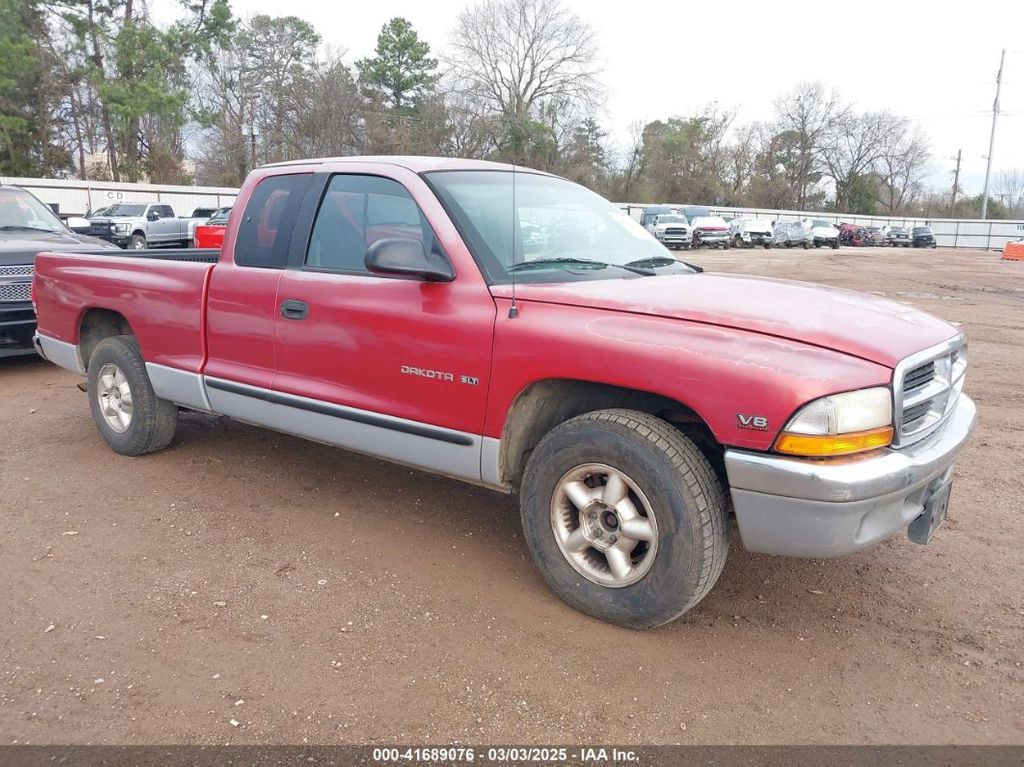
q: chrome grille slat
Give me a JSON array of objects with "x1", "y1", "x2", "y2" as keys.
[
  {"x1": 893, "y1": 337, "x2": 967, "y2": 447},
  {"x1": 0, "y1": 264, "x2": 34, "y2": 303}
]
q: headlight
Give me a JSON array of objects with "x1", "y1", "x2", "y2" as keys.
[
  {"x1": 115, "y1": 223, "x2": 131, "y2": 233},
  {"x1": 774, "y1": 387, "x2": 893, "y2": 457}
]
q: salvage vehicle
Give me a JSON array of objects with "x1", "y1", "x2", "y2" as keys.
[
  {"x1": 772, "y1": 219, "x2": 813, "y2": 248},
  {"x1": 85, "y1": 203, "x2": 214, "y2": 250},
  {"x1": 193, "y1": 207, "x2": 232, "y2": 249},
  {"x1": 689, "y1": 215, "x2": 730, "y2": 248},
  {"x1": 651, "y1": 214, "x2": 692, "y2": 250},
  {"x1": 865, "y1": 226, "x2": 888, "y2": 246},
  {"x1": 639, "y1": 205, "x2": 679, "y2": 233},
  {"x1": 0, "y1": 185, "x2": 116, "y2": 357},
  {"x1": 888, "y1": 226, "x2": 912, "y2": 247},
  {"x1": 809, "y1": 219, "x2": 840, "y2": 248},
  {"x1": 912, "y1": 226, "x2": 937, "y2": 248},
  {"x1": 838, "y1": 223, "x2": 869, "y2": 247},
  {"x1": 728, "y1": 218, "x2": 774, "y2": 249},
  {"x1": 33, "y1": 157, "x2": 976, "y2": 629}
]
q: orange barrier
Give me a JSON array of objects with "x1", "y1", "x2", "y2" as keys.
[{"x1": 1004, "y1": 241, "x2": 1024, "y2": 261}]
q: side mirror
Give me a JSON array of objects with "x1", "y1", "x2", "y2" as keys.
[
  {"x1": 66, "y1": 216, "x2": 91, "y2": 234},
  {"x1": 147, "y1": 210, "x2": 159, "y2": 221},
  {"x1": 364, "y1": 238, "x2": 454, "y2": 282}
]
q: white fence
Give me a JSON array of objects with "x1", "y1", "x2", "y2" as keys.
[
  {"x1": 0, "y1": 176, "x2": 239, "y2": 218},
  {"x1": 619, "y1": 203, "x2": 1024, "y2": 252}
]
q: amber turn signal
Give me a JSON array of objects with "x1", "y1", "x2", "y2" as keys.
[{"x1": 774, "y1": 426, "x2": 894, "y2": 457}]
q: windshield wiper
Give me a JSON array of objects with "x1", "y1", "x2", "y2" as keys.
[
  {"x1": 625, "y1": 256, "x2": 682, "y2": 269},
  {"x1": 0, "y1": 225, "x2": 59, "y2": 233},
  {"x1": 509, "y1": 257, "x2": 654, "y2": 276}
]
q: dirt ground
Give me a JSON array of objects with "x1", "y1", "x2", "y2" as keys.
[{"x1": 1, "y1": 246, "x2": 1022, "y2": 746}]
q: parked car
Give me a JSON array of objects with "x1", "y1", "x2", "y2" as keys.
[
  {"x1": 0, "y1": 184, "x2": 117, "y2": 357},
  {"x1": 85, "y1": 202, "x2": 213, "y2": 250},
  {"x1": 690, "y1": 215, "x2": 730, "y2": 248},
  {"x1": 838, "y1": 223, "x2": 869, "y2": 247},
  {"x1": 650, "y1": 214, "x2": 692, "y2": 250},
  {"x1": 193, "y1": 207, "x2": 232, "y2": 250},
  {"x1": 33, "y1": 156, "x2": 975, "y2": 629},
  {"x1": 809, "y1": 219, "x2": 840, "y2": 249},
  {"x1": 912, "y1": 226, "x2": 937, "y2": 248},
  {"x1": 639, "y1": 205, "x2": 680, "y2": 233},
  {"x1": 888, "y1": 226, "x2": 911, "y2": 247},
  {"x1": 87, "y1": 205, "x2": 112, "y2": 218},
  {"x1": 865, "y1": 226, "x2": 887, "y2": 246},
  {"x1": 728, "y1": 218, "x2": 774, "y2": 249},
  {"x1": 773, "y1": 220, "x2": 813, "y2": 248}
]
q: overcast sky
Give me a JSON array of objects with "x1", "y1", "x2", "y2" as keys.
[{"x1": 160, "y1": 0, "x2": 1024, "y2": 196}]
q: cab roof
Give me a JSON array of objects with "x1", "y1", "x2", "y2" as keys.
[{"x1": 260, "y1": 155, "x2": 553, "y2": 175}]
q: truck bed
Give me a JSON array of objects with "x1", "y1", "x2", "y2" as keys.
[{"x1": 33, "y1": 248, "x2": 219, "y2": 372}]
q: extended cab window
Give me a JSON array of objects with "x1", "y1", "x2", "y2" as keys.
[
  {"x1": 158, "y1": 205, "x2": 174, "y2": 218},
  {"x1": 306, "y1": 175, "x2": 440, "y2": 272},
  {"x1": 235, "y1": 174, "x2": 311, "y2": 268}
]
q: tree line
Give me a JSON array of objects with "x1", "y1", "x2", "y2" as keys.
[{"x1": 2, "y1": 0, "x2": 1022, "y2": 219}]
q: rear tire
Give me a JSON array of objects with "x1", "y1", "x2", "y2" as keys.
[
  {"x1": 520, "y1": 409, "x2": 728, "y2": 629},
  {"x1": 87, "y1": 336, "x2": 177, "y2": 456},
  {"x1": 802, "y1": 241, "x2": 811, "y2": 249}
]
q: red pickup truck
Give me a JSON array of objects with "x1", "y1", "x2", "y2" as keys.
[{"x1": 32, "y1": 157, "x2": 976, "y2": 628}]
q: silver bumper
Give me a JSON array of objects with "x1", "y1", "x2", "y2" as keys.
[
  {"x1": 724, "y1": 394, "x2": 977, "y2": 557},
  {"x1": 34, "y1": 332, "x2": 86, "y2": 374}
]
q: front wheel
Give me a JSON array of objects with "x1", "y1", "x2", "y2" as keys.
[
  {"x1": 802, "y1": 241, "x2": 811, "y2": 249},
  {"x1": 128, "y1": 234, "x2": 147, "y2": 250},
  {"x1": 520, "y1": 409, "x2": 728, "y2": 629},
  {"x1": 87, "y1": 336, "x2": 178, "y2": 456}
]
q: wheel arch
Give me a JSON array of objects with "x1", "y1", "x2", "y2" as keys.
[
  {"x1": 78, "y1": 308, "x2": 135, "y2": 371},
  {"x1": 497, "y1": 378, "x2": 725, "y2": 490}
]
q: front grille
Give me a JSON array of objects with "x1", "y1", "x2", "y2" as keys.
[
  {"x1": 87, "y1": 222, "x2": 114, "y2": 237},
  {"x1": 664, "y1": 228, "x2": 687, "y2": 235},
  {"x1": 894, "y1": 339, "x2": 967, "y2": 446},
  {"x1": 0, "y1": 264, "x2": 33, "y2": 303},
  {"x1": 0, "y1": 281, "x2": 32, "y2": 302}
]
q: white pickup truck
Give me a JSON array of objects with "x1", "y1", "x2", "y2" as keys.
[{"x1": 85, "y1": 203, "x2": 217, "y2": 250}]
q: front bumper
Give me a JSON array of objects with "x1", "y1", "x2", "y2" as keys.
[
  {"x1": 724, "y1": 394, "x2": 976, "y2": 557},
  {"x1": 0, "y1": 301, "x2": 36, "y2": 357}
]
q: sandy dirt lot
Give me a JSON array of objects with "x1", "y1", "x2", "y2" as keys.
[{"x1": 1, "y1": 246, "x2": 1022, "y2": 745}]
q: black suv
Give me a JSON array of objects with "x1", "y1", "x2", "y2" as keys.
[{"x1": 912, "y1": 226, "x2": 937, "y2": 248}]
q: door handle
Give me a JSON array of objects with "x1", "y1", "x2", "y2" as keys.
[{"x1": 280, "y1": 299, "x2": 309, "y2": 320}]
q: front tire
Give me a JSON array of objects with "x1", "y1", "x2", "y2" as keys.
[
  {"x1": 128, "y1": 234, "x2": 148, "y2": 250},
  {"x1": 520, "y1": 409, "x2": 728, "y2": 629},
  {"x1": 87, "y1": 336, "x2": 177, "y2": 456}
]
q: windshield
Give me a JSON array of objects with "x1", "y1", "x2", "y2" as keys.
[
  {"x1": 913, "y1": 227, "x2": 932, "y2": 234},
  {"x1": 657, "y1": 215, "x2": 687, "y2": 224},
  {"x1": 208, "y1": 207, "x2": 231, "y2": 224},
  {"x1": 891, "y1": 227, "x2": 907, "y2": 233},
  {"x1": 426, "y1": 171, "x2": 695, "y2": 284},
  {"x1": 812, "y1": 219, "x2": 834, "y2": 228},
  {"x1": 0, "y1": 188, "x2": 67, "y2": 232},
  {"x1": 105, "y1": 203, "x2": 146, "y2": 217}
]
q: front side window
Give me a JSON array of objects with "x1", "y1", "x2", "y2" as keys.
[
  {"x1": 235, "y1": 174, "x2": 311, "y2": 268},
  {"x1": 305, "y1": 175, "x2": 440, "y2": 272},
  {"x1": 427, "y1": 171, "x2": 695, "y2": 284}
]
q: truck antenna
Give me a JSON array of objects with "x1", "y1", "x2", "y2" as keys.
[{"x1": 508, "y1": 160, "x2": 519, "y2": 319}]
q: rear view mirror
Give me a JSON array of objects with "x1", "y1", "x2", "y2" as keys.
[
  {"x1": 365, "y1": 238, "x2": 454, "y2": 282},
  {"x1": 66, "y1": 216, "x2": 91, "y2": 234}
]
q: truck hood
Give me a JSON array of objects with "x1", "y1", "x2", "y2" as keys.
[
  {"x1": 0, "y1": 230, "x2": 117, "y2": 266},
  {"x1": 491, "y1": 273, "x2": 959, "y2": 367},
  {"x1": 739, "y1": 224, "x2": 773, "y2": 235}
]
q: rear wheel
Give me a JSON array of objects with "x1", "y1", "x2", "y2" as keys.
[
  {"x1": 520, "y1": 409, "x2": 728, "y2": 628},
  {"x1": 802, "y1": 241, "x2": 811, "y2": 249},
  {"x1": 87, "y1": 336, "x2": 177, "y2": 456}
]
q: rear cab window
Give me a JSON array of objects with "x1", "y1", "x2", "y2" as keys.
[{"x1": 235, "y1": 174, "x2": 312, "y2": 268}]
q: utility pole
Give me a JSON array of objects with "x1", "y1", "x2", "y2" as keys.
[
  {"x1": 950, "y1": 149, "x2": 962, "y2": 214},
  {"x1": 980, "y1": 49, "x2": 1005, "y2": 220}
]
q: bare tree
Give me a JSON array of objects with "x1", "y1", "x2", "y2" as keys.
[
  {"x1": 773, "y1": 82, "x2": 846, "y2": 209},
  {"x1": 876, "y1": 122, "x2": 930, "y2": 214},
  {"x1": 994, "y1": 169, "x2": 1024, "y2": 217},
  {"x1": 447, "y1": 0, "x2": 601, "y2": 161},
  {"x1": 821, "y1": 110, "x2": 903, "y2": 211}
]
